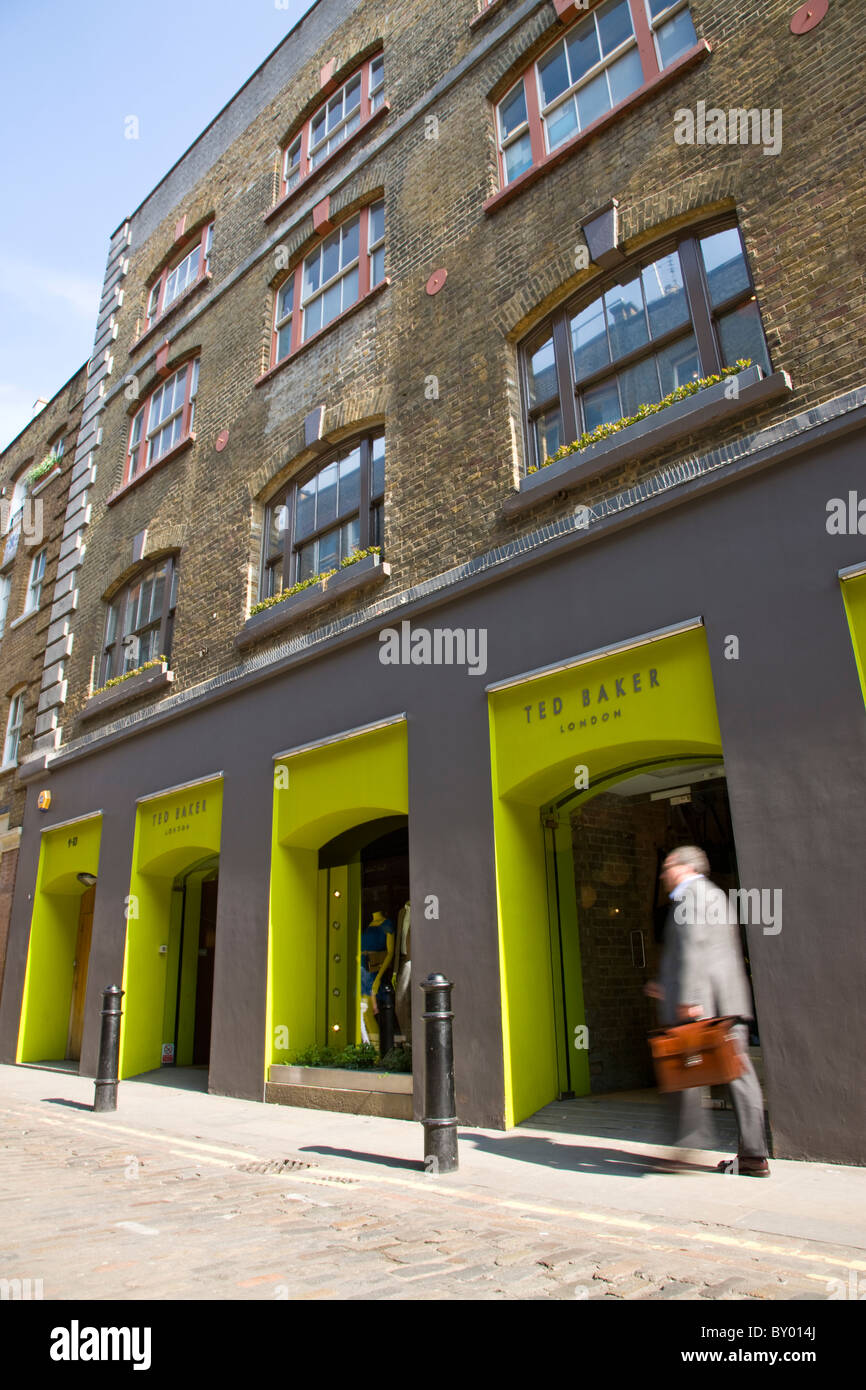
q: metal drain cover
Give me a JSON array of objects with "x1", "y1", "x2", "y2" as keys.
[{"x1": 238, "y1": 1158, "x2": 314, "y2": 1175}]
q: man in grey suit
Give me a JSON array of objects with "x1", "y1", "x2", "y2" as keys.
[{"x1": 647, "y1": 845, "x2": 770, "y2": 1176}]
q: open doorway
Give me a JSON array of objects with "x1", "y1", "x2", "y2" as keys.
[
  {"x1": 546, "y1": 759, "x2": 762, "y2": 1102},
  {"x1": 162, "y1": 857, "x2": 219, "y2": 1073}
]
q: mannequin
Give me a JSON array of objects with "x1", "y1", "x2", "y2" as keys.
[
  {"x1": 360, "y1": 911, "x2": 394, "y2": 1050},
  {"x1": 393, "y1": 901, "x2": 412, "y2": 1045}
]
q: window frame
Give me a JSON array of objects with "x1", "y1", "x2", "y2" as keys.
[
  {"x1": 145, "y1": 223, "x2": 213, "y2": 329},
  {"x1": 496, "y1": 0, "x2": 698, "y2": 188},
  {"x1": 99, "y1": 556, "x2": 179, "y2": 687},
  {"x1": 520, "y1": 220, "x2": 771, "y2": 470},
  {"x1": 260, "y1": 431, "x2": 385, "y2": 600},
  {"x1": 3, "y1": 689, "x2": 24, "y2": 768},
  {"x1": 125, "y1": 358, "x2": 200, "y2": 485},
  {"x1": 25, "y1": 547, "x2": 47, "y2": 613},
  {"x1": 0, "y1": 572, "x2": 11, "y2": 642},
  {"x1": 278, "y1": 54, "x2": 385, "y2": 202},
  {"x1": 271, "y1": 202, "x2": 385, "y2": 366}
]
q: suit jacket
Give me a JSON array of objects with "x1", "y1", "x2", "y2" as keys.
[{"x1": 657, "y1": 876, "x2": 754, "y2": 1027}]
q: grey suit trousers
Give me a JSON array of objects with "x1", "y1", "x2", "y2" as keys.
[{"x1": 669, "y1": 1023, "x2": 767, "y2": 1158}]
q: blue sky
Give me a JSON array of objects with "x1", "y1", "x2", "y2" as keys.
[{"x1": 0, "y1": 0, "x2": 316, "y2": 450}]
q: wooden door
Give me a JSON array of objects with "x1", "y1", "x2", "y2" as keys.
[{"x1": 66, "y1": 887, "x2": 95, "y2": 1061}]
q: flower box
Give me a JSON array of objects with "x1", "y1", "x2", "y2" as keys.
[
  {"x1": 236, "y1": 551, "x2": 389, "y2": 650},
  {"x1": 502, "y1": 366, "x2": 792, "y2": 518},
  {"x1": 79, "y1": 662, "x2": 173, "y2": 722}
]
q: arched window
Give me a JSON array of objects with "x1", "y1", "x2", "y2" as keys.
[
  {"x1": 521, "y1": 223, "x2": 771, "y2": 469},
  {"x1": 497, "y1": 0, "x2": 699, "y2": 187},
  {"x1": 145, "y1": 225, "x2": 213, "y2": 329},
  {"x1": 278, "y1": 54, "x2": 385, "y2": 201},
  {"x1": 126, "y1": 359, "x2": 200, "y2": 484},
  {"x1": 100, "y1": 557, "x2": 179, "y2": 685},
  {"x1": 261, "y1": 432, "x2": 384, "y2": 600}
]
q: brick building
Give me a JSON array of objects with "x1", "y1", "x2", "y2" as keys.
[
  {"x1": 1, "y1": 0, "x2": 865, "y2": 1162},
  {"x1": 0, "y1": 366, "x2": 87, "y2": 1007}
]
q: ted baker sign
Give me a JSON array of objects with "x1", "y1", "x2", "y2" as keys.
[
  {"x1": 152, "y1": 796, "x2": 208, "y2": 836},
  {"x1": 522, "y1": 665, "x2": 661, "y2": 733}
]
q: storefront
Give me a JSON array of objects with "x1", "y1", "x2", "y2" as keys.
[{"x1": 2, "y1": 421, "x2": 866, "y2": 1164}]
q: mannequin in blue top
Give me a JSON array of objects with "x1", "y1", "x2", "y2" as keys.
[{"x1": 360, "y1": 911, "x2": 394, "y2": 1048}]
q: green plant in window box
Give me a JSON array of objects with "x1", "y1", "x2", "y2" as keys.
[
  {"x1": 249, "y1": 545, "x2": 382, "y2": 617},
  {"x1": 526, "y1": 361, "x2": 753, "y2": 473},
  {"x1": 24, "y1": 453, "x2": 63, "y2": 488},
  {"x1": 91, "y1": 656, "x2": 168, "y2": 698}
]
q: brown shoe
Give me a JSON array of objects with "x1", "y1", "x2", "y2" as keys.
[{"x1": 716, "y1": 1156, "x2": 770, "y2": 1177}]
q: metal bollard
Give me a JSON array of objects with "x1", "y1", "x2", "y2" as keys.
[
  {"x1": 421, "y1": 973, "x2": 458, "y2": 1174},
  {"x1": 377, "y1": 982, "x2": 395, "y2": 1059},
  {"x1": 93, "y1": 985, "x2": 124, "y2": 1113}
]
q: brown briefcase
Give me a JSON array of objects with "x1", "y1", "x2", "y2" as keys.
[{"x1": 648, "y1": 1016, "x2": 746, "y2": 1092}]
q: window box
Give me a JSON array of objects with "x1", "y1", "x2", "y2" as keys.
[
  {"x1": 266, "y1": 1064, "x2": 412, "y2": 1120},
  {"x1": 502, "y1": 364, "x2": 793, "y2": 517},
  {"x1": 236, "y1": 550, "x2": 389, "y2": 650},
  {"x1": 80, "y1": 661, "x2": 174, "y2": 722}
]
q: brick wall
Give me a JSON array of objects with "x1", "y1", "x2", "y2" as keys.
[{"x1": 50, "y1": 0, "x2": 865, "y2": 735}]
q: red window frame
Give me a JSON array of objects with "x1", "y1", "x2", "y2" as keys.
[
  {"x1": 278, "y1": 54, "x2": 385, "y2": 202},
  {"x1": 125, "y1": 359, "x2": 200, "y2": 485},
  {"x1": 271, "y1": 201, "x2": 385, "y2": 366},
  {"x1": 145, "y1": 224, "x2": 213, "y2": 329},
  {"x1": 496, "y1": 0, "x2": 698, "y2": 188}
]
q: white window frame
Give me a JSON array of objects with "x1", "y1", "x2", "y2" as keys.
[
  {"x1": 146, "y1": 225, "x2": 213, "y2": 328},
  {"x1": 301, "y1": 215, "x2": 361, "y2": 341},
  {"x1": 3, "y1": 690, "x2": 24, "y2": 768},
  {"x1": 534, "y1": 1, "x2": 640, "y2": 157},
  {"x1": 309, "y1": 71, "x2": 363, "y2": 170},
  {"x1": 368, "y1": 200, "x2": 386, "y2": 286},
  {"x1": 25, "y1": 547, "x2": 46, "y2": 613},
  {"x1": 0, "y1": 572, "x2": 11, "y2": 641}
]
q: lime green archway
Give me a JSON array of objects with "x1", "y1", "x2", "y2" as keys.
[
  {"x1": 488, "y1": 622, "x2": 724, "y2": 1126},
  {"x1": 841, "y1": 569, "x2": 866, "y2": 709},
  {"x1": 119, "y1": 777, "x2": 223, "y2": 1079},
  {"x1": 17, "y1": 813, "x2": 103, "y2": 1063},
  {"x1": 266, "y1": 718, "x2": 408, "y2": 1075}
]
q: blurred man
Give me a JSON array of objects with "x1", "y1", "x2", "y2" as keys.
[{"x1": 646, "y1": 845, "x2": 770, "y2": 1176}]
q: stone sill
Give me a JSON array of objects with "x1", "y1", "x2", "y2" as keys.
[
  {"x1": 502, "y1": 367, "x2": 793, "y2": 518},
  {"x1": 10, "y1": 605, "x2": 38, "y2": 631},
  {"x1": 484, "y1": 41, "x2": 711, "y2": 216},
  {"x1": 263, "y1": 103, "x2": 391, "y2": 226},
  {"x1": 254, "y1": 280, "x2": 390, "y2": 386},
  {"x1": 106, "y1": 433, "x2": 195, "y2": 507},
  {"x1": 269, "y1": 1064, "x2": 412, "y2": 1093},
  {"x1": 129, "y1": 272, "x2": 213, "y2": 354},
  {"x1": 80, "y1": 663, "x2": 174, "y2": 722},
  {"x1": 236, "y1": 553, "x2": 389, "y2": 650}
]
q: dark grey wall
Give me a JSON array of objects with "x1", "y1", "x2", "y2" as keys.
[{"x1": 2, "y1": 425, "x2": 865, "y2": 1160}]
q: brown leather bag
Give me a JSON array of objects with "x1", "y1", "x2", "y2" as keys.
[{"x1": 648, "y1": 1016, "x2": 746, "y2": 1092}]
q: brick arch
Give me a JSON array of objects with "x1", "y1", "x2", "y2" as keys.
[
  {"x1": 245, "y1": 396, "x2": 388, "y2": 504},
  {"x1": 101, "y1": 531, "x2": 185, "y2": 602}
]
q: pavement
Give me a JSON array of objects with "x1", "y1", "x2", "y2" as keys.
[{"x1": 1, "y1": 1062, "x2": 864, "y2": 1301}]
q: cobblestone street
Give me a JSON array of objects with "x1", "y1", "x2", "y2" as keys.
[{"x1": 2, "y1": 1067, "x2": 864, "y2": 1303}]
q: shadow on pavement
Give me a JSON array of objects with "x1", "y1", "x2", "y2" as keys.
[
  {"x1": 44, "y1": 1097, "x2": 94, "y2": 1112},
  {"x1": 464, "y1": 1131, "x2": 708, "y2": 1178},
  {"x1": 300, "y1": 1145, "x2": 426, "y2": 1173}
]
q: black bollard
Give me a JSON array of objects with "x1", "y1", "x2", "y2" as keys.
[
  {"x1": 377, "y1": 982, "x2": 395, "y2": 1059},
  {"x1": 421, "y1": 973, "x2": 458, "y2": 1174},
  {"x1": 94, "y1": 985, "x2": 124, "y2": 1113}
]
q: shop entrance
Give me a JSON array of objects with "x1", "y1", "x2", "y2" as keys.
[
  {"x1": 543, "y1": 759, "x2": 759, "y2": 1101},
  {"x1": 162, "y1": 857, "x2": 219, "y2": 1071},
  {"x1": 317, "y1": 821, "x2": 410, "y2": 1055}
]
